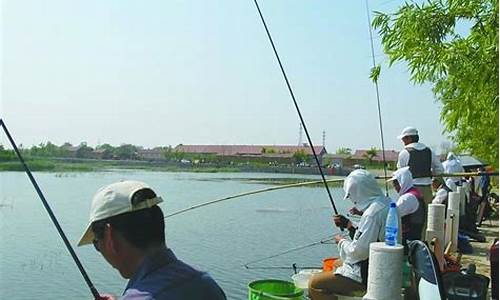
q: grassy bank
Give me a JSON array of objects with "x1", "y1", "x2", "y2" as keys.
[
  {"x1": 0, "y1": 157, "x2": 347, "y2": 176},
  {"x1": 0, "y1": 158, "x2": 245, "y2": 173}
]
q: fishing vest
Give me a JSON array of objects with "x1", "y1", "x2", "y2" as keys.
[
  {"x1": 407, "y1": 147, "x2": 432, "y2": 179},
  {"x1": 401, "y1": 188, "x2": 425, "y2": 244}
]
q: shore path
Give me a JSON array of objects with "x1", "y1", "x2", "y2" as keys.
[{"x1": 460, "y1": 219, "x2": 498, "y2": 297}]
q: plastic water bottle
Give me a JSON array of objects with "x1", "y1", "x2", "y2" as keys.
[{"x1": 385, "y1": 202, "x2": 399, "y2": 246}]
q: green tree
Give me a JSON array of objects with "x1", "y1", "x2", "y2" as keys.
[
  {"x1": 96, "y1": 143, "x2": 115, "y2": 159},
  {"x1": 293, "y1": 150, "x2": 308, "y2": 165},
  {"x1": 372, "y1": 0, "x2": 498, "y2": 166},
  {"x1": 114, "y1": 144, "x2": 138, "y2": 160},
  {"x1": 336, "y1": 147, "x2": 352, "y2": 155},
  {"x1": 76, "y1": 142, "x2": 94, "y2": 158},
  {"x1": 363, "y1": 147, "x2": 379, "y2": 164}
]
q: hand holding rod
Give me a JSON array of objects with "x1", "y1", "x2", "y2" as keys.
[{"x1": 0, "y1": 119, "x2": 102, "y2": 300}]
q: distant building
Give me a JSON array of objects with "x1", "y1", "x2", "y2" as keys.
[
  {"x1": 352, "y1": 149, "x2": 399, "y2": 163},
  {"x1": 174, "y1": 144, "x2": 327, "y2": 164},
  {"x1": 137, "y1": 148, "x2": 165, "y2": 161},
  {"x1": 91, "y1": 148, "x2": 106, "y2": 159},
  {"x1": 323, "y1": 154, "x2": 350, "y2": 168},
  {"x1": 61, "y1": 145, "x2": 81, "y2": 158}
]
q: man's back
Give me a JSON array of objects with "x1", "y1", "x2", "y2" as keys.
[{"x1": 122, "y1": 247, "x2": 226, "y2": 300}]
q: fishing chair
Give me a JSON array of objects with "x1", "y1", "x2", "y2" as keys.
[{"x1": 407, "y1": 240, "x2": 446, "y2": 300}]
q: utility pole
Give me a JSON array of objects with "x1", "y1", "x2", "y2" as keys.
[
  {"x1": 322, "y1": 130, "x2": 326, "y2": 147},
  {"x1": 298, "y1": 123, "x2": 303, "y2": 146}
]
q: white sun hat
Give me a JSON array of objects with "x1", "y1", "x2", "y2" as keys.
[
  {"x1": 77, "y1": 180, "x2": 163, "y2": 246},
  {"x1": 397, "y1": 126, "x2": 419, "y2": 139}
]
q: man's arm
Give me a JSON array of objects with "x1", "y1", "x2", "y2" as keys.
[
  {"x1": 396, "y1": 194, "x2": 419, "y2": 217},
  {"x1": 338, "y1": 215, "x2": 379, "y2": 263},
  {"x1": 432, "y1": 189, "x2": 448, "y2": 204},
  {"x1": 397, "y1": 150, "x2": 409, "y2": 169}
]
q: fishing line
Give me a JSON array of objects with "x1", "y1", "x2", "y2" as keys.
[
  {"x1": 0, "y1": 119, "x2": 103, "y2": 300},
  {"x1": 243, "y1": 235, "x2": 335, "y2": 268},
  {"x1": 365, "y1": 0, "x2": 389, "y2": 196},
  {"x1": 252, "y1": 0, "x2": 339, "y2": 216}
]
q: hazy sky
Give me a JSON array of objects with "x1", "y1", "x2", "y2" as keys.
[{"x1": 1, "y1": 0, "x2": 449, "y2": 153}]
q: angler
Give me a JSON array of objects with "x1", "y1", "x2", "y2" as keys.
[{"x1": 78, "y1": 180, "x2": 227, "y2": 300}]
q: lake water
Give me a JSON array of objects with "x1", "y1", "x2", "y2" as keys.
[{"x1": 0, "y1": 171, "x2": 355, "y2": 299}]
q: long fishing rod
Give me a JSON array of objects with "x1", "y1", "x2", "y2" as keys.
[
  {"x1": 165, "y1": 170, "x2": 495, "y2": 219},
  {"x1": 375, "y1": 172, "x2": 499, "y2": 180},
  {"x1": 252, "y1": 0, "x2": 339, "y2": 216},
  {"x1": 0, "y1": 119, "x2": 103, "y2": 300},
  {"x1": 243, "y1": 235, "x2": 335, "y2": 268},
  {"x1": 365, "y1": 0, "x2": 389, "y2": 196},
  {"x1": 165, "y1": 178, "x2": 345, "y2": 219}
]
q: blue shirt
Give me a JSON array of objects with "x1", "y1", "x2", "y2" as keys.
[
  {"x1": 479, "y1": 174, "x2": 490, "y2": 191},
  {"x1": 120, "y1": 247, "x2": 226, "y2": 300}
]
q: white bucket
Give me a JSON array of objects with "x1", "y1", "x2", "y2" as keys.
[{"x1": 291, "y1": 269, "x2": 322, "y2": 289}]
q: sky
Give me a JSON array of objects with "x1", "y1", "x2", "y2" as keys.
[{"x1": 1, "y1": 0, "x2": 449, "y2": 154}]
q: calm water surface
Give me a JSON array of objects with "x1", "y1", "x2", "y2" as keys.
[{"x1": 0, "y1": 171, "x2": 354, "y2": 299}]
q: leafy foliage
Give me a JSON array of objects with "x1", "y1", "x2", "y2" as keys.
[
  {"x1": 370, "y1": 65, "x2": 381, "y2": 83},
  {"x1": 336, "y1": 147, "x2": 352, "y2": 155},
  {"x1": 363, "y1": 147, "x2": 379, "y2": 164},
  {"x1": 293, "y1": 150, "x2": 308, "y2": 164},
  {"x1": 373, "y1": 0, "x2": 498, "y2": 166}
]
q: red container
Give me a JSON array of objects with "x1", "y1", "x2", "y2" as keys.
[{"x1": 322, "y1": 257, "x2": 338, "y2": 272}]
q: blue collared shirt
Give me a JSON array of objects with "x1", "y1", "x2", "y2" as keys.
[{"x1": 120, "y1": 247, "x2": 226, "y2": 300}]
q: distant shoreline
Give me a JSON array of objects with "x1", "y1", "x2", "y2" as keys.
[{"x1": 0, "y1": 157, "x2": 365, "y2": 177}]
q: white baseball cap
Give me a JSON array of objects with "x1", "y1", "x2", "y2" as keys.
[
  {"x1": 77, "y1": 180, "x2": 163, "y2": 246},
  {"x1": 397, "y1": 126, "x2": 418, "y2": 139}
]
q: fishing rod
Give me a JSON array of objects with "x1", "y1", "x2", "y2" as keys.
[
  {"x1": 251, "y1": 0, "x2": 339, "y2": 216},
  {"x1": 165, "y1": 170, "x2": 494, "y2": 219},
  {"x1": 165, "y1": 178, "x2": 345, "y2": 219},
  {"x1": 243, "y1": 235, "x2": 335, "y2": 268},
  {"x1": 375, "y1": 172, "x2": 499, "y2": 180},
  {"x1": 365, "y1": 0, "x2": 389, "y2": 196},
  {"x1": 0, "y1": 119, "x2": 103, "y2": 300}
]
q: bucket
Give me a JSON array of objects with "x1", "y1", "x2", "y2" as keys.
[
  {"x1": 291, "y1": 269, "x2": 322, "y2": 289},
  {"x1": 323, "y1": 257, "x2": 338, "y2": 272},
  {"x1": 248, "y1": 279, "x2": 304, "y2": 300}
]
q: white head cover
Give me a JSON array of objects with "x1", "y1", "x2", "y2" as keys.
[
  {"x1": 77, "y1": 180, "x2": 163, "y2": 246},
  {"x1": 397, "y1": 126, "x2": 418, "y2": 139},
  {"x1": 388, "y1": 166, "x2": 414, "y2": 195},
  {"x1": 343, "y1": 169, "x2": 383, "y2": 211},
  {"x1": 446, "y1": 152, "x2": 457, "y2": 161}
]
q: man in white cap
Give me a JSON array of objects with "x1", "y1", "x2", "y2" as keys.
[
  {"x1": 78, "y1": 180, "x2": 226, "y2": 300},
  {"x1": 397, "y1": 126, "x2": 443, "y2": 207}
]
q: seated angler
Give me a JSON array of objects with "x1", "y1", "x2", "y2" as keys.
[
  {"x1": 309, "y1": 169, "x2": 391, "y2": 300},
  {"x1": 388, "y1": 167, "x2": 425, "y2": 252},
  {"x1": 431, "y1": 177, "x2": 452, "y2": 207}
]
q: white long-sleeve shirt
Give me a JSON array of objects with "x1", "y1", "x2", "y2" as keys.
[
  {"x1": 397, "y1": 142, "x2": 443, "y2": 186},
  {"x1": 432, "y1": 188, "x2": 448, "y2": 204},
  {"x1": 335, "y1": 196, "x2": 391, "y2": 283},
  {"x1": 396, "y1": 193, "x2": 419, "y2": 217}
]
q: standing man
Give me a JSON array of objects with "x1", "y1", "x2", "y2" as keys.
[
  {"x1": 397, "y1": 126, "x2": 443, "y2": 207},
  {"x1": 477, "y1": 167, "x2": 491, "y2": 226},
  {"x1": 78, "y1": 180, "x2": 226, "y2": 300}
]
